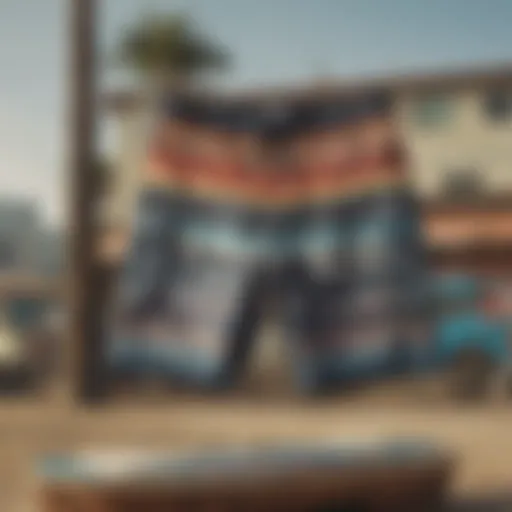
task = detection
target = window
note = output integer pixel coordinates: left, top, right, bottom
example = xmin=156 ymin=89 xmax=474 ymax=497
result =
xmin=442 ymin=167 xmax=484 ymax=200
xmin=412 ymin=94 xmax=453 ymax=128
xmin=484 ymin=90 xmax=512 ymax=122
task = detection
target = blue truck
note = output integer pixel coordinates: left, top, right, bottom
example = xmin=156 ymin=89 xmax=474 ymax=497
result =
xmin=426 ymin=273 xmax=510 ymax=400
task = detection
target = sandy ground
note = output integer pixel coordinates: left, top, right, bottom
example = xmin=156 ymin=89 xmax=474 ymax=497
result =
xmin=1 ymin=384 xmax=512 ymax=512
xmin=1 ymin=335 xmax=511 ymax=511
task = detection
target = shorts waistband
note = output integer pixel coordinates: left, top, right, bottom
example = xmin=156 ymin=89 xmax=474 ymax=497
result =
xmin=145 ymin=93 xmax=407 ymax=208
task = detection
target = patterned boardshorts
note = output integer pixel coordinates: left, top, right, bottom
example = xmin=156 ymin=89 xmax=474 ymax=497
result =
xmin=107 ymin=91 xmax=432 ymax=393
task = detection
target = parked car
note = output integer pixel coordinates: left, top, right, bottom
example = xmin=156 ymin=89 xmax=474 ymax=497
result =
xmin=0 ymin=276 xmax=61 ymax=392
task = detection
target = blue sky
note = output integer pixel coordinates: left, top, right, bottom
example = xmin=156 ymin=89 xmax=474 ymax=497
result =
xmin=1 ymin=0 xmax=512 ymax=225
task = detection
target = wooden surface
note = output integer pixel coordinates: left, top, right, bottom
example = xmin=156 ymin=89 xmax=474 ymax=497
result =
xmin=2 ymin=394 xmax=512 ymax=511
xmin=42 ymin=464 xmax=449 ymax=511
xmin=40 ymin=440 xmax=452 ymax=511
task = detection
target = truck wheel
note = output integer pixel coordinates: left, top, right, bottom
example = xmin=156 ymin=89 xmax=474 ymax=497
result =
xmin=447 ymin=350 xmax=494 ymax=402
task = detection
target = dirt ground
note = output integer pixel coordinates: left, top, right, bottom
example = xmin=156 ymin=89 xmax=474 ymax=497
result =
xmin=1 ymin=383 xmax=512 ymax=512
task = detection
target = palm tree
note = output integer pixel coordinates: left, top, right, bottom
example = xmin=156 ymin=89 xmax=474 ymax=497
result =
xmin=116 ymin=12 xmax=230 ymax=93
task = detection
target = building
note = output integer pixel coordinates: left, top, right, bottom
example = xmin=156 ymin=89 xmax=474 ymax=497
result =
xmin=101 ymin=63 xmax=512 ymax=274
xmin=0 ymin=199 xmax=40 ymax=273
xmin=0 ymin=198 xmax=64 ymax=278
xmin=32 ymin=227 xmax=64 ymax=277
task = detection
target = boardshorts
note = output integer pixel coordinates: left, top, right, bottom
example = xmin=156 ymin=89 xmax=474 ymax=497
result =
xmin=108 ymin=91 xmax=432 ymax=393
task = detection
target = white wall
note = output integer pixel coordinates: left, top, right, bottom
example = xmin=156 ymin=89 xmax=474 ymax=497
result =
xmin=397 ymin=87 xmax=512 ymax=197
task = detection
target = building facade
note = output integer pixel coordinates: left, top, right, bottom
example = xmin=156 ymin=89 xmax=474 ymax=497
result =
xmin=0 ymin=199 xmax=40 ymax=273
xmin=0 ymin=198 xmax=64 ymax=278
xmin=398 ymin=82 xmax=512 ymax=198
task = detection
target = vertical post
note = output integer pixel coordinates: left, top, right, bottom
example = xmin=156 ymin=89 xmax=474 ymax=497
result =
xmin=69 ymin=0 xmax=105 ymax=403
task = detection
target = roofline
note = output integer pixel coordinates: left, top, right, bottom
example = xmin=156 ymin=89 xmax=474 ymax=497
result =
xmin=104 ymin=61 xmax=512 ymax=112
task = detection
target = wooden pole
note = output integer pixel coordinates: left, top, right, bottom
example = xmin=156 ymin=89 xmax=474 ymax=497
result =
xmin=69 ymin=0 xmax=105 ymax=403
